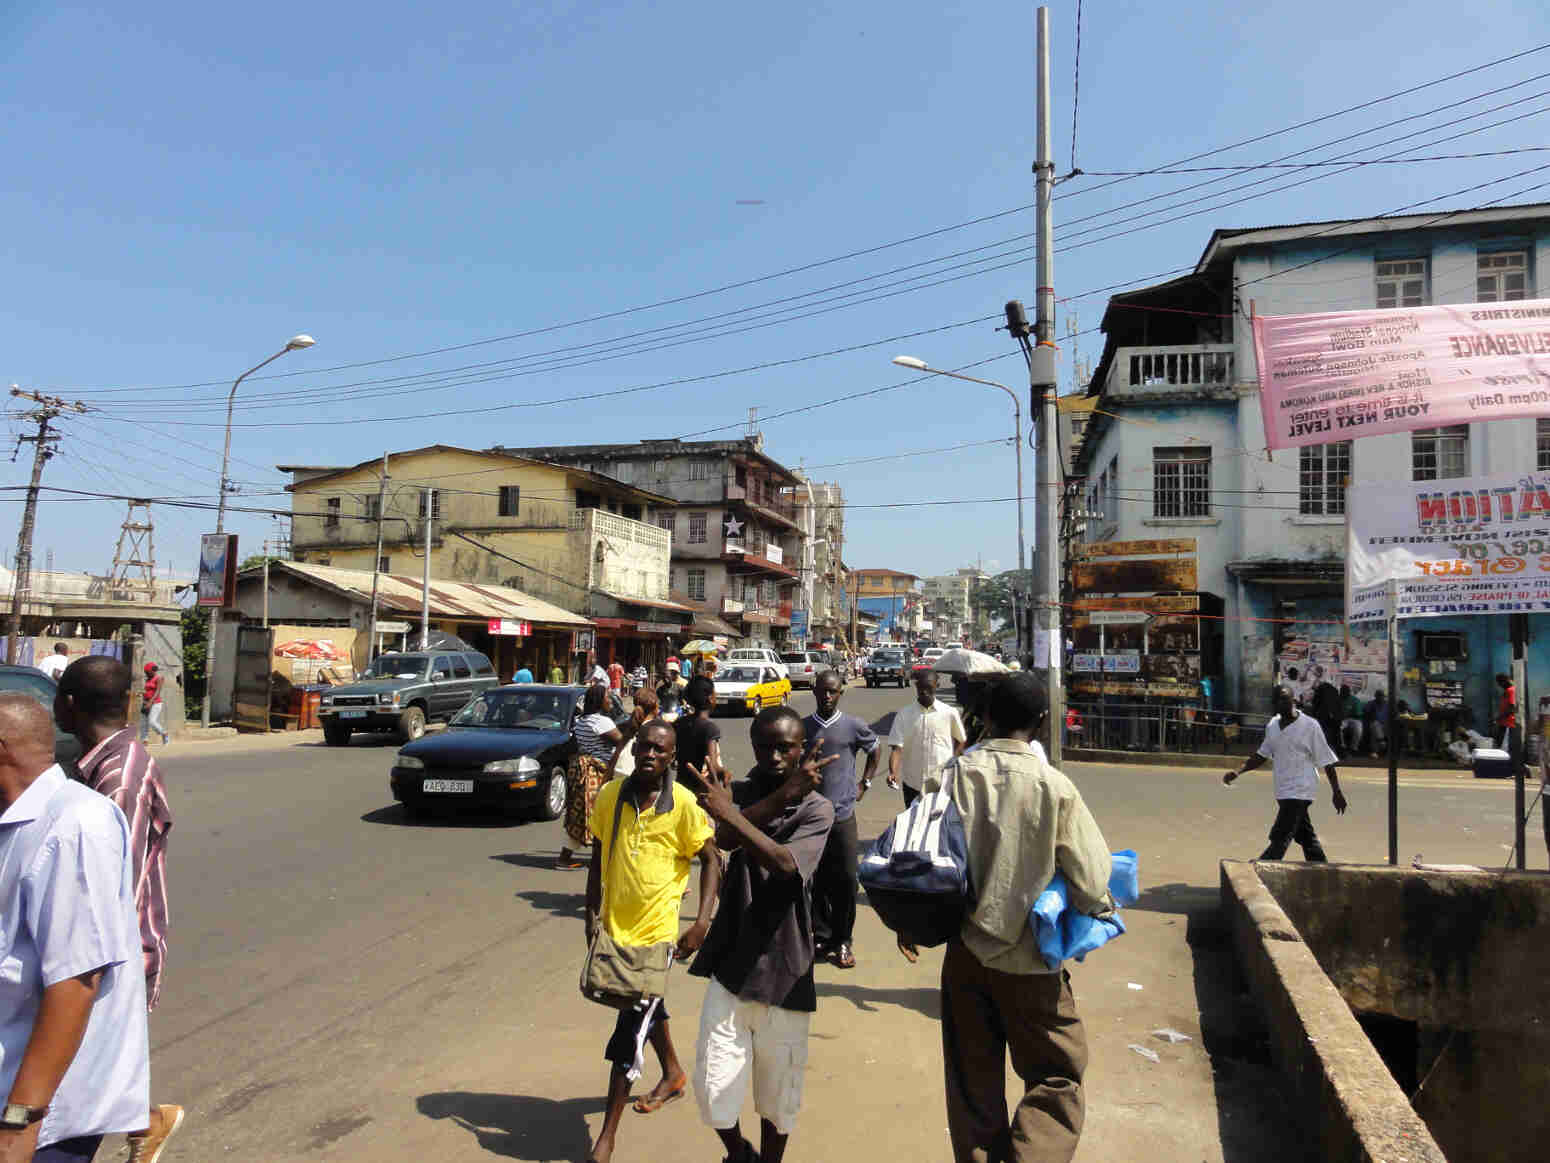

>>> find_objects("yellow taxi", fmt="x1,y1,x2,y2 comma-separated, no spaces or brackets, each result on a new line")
712,662,792,715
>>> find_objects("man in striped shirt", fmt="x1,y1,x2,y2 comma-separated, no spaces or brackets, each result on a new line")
55,656,183,1163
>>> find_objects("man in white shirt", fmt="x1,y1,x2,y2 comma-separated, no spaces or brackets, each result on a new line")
1224,684,1348,861
37,646,69,683
0,694,150,1162
888,672,966,807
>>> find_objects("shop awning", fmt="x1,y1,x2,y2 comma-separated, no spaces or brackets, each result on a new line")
595,590,698,614
691,613,743,639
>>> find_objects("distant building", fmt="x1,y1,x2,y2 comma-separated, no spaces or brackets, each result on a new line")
922,569,985,643
852,568,920,640
794,477,847,647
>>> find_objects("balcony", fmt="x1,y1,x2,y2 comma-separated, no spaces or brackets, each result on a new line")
725,474,800,530
739,600,793,627
722,539,799,579
1102,344,1235,401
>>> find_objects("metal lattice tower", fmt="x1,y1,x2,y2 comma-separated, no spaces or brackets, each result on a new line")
109,501,157,602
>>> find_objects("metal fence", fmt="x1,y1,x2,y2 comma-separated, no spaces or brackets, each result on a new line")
1065,701,1272,755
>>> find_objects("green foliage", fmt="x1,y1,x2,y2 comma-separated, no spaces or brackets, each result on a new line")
972,569,1032,630
239,554,281,572
181,605,208,714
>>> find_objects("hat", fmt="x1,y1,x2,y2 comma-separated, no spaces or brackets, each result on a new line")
1007,659,1022,670
144,662,158,674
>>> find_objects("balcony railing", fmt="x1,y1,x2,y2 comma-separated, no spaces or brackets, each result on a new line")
724,475,799,523
1103,344,1235,398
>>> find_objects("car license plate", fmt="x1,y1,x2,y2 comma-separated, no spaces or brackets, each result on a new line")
340,710,367,719
422,779,474,794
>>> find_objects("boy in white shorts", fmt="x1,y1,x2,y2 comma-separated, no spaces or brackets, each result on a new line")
686,706,835,1163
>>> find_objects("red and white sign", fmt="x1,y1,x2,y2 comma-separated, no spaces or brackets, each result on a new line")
1253,298,1550,450
487,619,532,636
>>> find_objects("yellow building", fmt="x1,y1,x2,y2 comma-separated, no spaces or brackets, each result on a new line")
281,446,691,675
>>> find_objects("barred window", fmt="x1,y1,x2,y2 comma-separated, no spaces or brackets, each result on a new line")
1153,447,1211,518
1376,258,1427,309
686,568,706,601
687,512,707,543
363,495,380,520
689,460,710,481
325,497,340,528
1299,442,1351,515
1412,426,1468,481
1477,251,1529,302
498,486,520,517
657,512,676,541
417,491,441,519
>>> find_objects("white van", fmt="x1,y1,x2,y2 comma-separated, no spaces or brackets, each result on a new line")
727,646,788,679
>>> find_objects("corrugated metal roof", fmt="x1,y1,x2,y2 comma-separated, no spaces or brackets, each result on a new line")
261,560,592,628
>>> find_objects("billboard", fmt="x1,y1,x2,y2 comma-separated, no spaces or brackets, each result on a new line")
1346,469,1550,622
197,533,237,608
1252,298,1550,450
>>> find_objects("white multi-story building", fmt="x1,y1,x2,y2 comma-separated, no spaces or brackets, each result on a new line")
1075,202,1550,713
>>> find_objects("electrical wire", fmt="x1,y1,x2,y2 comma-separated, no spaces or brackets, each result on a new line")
1077,146,1550,174
1070,0,1083,174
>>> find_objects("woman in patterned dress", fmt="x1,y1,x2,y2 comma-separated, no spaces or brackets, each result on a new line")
557,683,625,869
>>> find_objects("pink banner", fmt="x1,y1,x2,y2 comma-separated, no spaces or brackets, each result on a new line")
1252,298,1550,450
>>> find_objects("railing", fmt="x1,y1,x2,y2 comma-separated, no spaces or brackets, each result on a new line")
722,596,744,615
724,475,799,522
1062,701,1270,754
1103,344,1234,398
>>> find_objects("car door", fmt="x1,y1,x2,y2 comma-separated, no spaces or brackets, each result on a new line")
430,655,459,717
464,652,498,694
448,652,478,714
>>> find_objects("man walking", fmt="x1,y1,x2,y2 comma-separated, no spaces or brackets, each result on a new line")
54,657,182,1162
0,694,150,1162
1225,683,1348,861
38,645,69,683
686,708,835,1163
887,671,965,806
901,674,1113,1163
139,664,167,747
1494,672,1519,754
584,721,719,1163
607,658,625,694
513,660,534,684
802,670,879,970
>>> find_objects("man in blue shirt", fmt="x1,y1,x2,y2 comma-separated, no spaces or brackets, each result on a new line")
802,670,879,969
513,660,535,684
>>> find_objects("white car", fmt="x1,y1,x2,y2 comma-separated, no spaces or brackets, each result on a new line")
944,642,964,651
726,646,788,679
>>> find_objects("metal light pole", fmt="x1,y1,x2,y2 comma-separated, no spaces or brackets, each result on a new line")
202,334,315,729
420,488,435,650
892,356,1026,657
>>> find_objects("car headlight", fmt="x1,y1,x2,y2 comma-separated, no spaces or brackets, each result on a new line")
320,694,334,706
396,754,425,770
377,693,394,705
483,756,541,774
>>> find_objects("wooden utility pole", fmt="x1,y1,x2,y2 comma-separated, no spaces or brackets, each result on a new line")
6,388,87,662
367,453,390,661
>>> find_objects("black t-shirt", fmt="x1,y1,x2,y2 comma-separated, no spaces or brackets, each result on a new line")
675,714,722,792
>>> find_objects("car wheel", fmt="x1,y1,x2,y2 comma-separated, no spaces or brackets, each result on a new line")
323,723,352,747
399,705,427,742
538,765,567,821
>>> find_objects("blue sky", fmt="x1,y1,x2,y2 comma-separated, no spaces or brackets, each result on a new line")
4,0,1548,581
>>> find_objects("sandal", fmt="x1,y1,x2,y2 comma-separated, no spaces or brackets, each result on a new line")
555,853,586,870
632,1075,687,1113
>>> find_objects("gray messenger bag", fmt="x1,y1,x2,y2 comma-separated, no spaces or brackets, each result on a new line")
579,781,676,1009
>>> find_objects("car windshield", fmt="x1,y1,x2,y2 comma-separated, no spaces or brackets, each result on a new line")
780,653,807,663
718,667,762,683
0,671,58,706
451,689,572,730
875,652,904,662
360,654,430,680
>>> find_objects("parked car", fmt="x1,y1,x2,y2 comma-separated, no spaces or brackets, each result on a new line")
726,646,789,679
0,664,82,769
388,684,628,819
864,650,909,688
779,651,829,689
320,650,499,744
712,664,792,715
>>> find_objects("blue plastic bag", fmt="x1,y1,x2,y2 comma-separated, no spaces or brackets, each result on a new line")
1030,849,1139,971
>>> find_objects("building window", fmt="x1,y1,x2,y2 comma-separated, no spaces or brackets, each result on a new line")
686,568,706,601
417,491,441,519
1299,442,1351,515
621,503,642,521
688,511,707,543
377,556,391,573
657,512,676,541
363,495,380,520
1477,251,1529,302
325,497,340,528
1376,258,1427,309
652,459,667,479
575,489,600,511
1153,447,1211,518
689,460,709,481
613,461,633,483
1412,426,1469,481
498,485,520,517
1539,419,1550,471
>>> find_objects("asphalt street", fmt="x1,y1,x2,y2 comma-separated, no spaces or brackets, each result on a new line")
138,682,1543,1161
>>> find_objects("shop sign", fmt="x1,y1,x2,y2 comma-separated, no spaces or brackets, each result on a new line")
487,619,532,636
575,630,595,652
635,620,681,634
1088,610,1150,626
376,620,410,634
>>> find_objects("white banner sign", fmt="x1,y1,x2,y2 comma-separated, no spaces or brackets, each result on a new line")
1253,298,1550,450
1346,469,1550,622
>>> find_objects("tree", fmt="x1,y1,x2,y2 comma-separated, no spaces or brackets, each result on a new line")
181,605,208,714
239,553,281,572
972,570,1032,631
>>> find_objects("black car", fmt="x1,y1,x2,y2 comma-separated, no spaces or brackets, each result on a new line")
320,650,499,745
388,684,629,819
0,664,83,769
863,650,909,688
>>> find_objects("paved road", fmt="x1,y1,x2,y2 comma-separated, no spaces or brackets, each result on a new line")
138,683,1542,1161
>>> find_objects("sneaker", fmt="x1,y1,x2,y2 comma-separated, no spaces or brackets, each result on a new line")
127,1104,185,1163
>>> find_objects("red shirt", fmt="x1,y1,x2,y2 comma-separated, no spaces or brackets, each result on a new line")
1499,683,1518,729
144,674,163,705
607,662,624,691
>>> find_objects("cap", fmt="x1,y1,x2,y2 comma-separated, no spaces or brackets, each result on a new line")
144,662,158,674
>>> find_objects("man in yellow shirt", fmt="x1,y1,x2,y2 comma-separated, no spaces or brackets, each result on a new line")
585,720,719,1163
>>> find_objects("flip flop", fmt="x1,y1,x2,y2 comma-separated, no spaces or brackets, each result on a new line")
555,854,586,870
632,1076,688,1114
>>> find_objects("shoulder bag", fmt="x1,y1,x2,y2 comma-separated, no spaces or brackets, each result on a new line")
579,784,676,1009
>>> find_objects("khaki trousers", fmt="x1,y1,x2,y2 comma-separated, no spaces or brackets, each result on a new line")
940,940,1087,1163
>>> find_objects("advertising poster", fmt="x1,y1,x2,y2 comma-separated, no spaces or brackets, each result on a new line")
1346,469,1550,622
1253,298,1550,450
197,533,237,608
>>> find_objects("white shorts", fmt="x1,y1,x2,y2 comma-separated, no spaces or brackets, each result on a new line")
693,978,811,1135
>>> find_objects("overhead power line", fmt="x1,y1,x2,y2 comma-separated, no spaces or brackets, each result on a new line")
1078,145,1550,175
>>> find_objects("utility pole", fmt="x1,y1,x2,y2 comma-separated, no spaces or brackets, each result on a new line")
367,453,391,661
261,540,271,628
1030,4,1064,763
6,388,87,663
420,488,435,650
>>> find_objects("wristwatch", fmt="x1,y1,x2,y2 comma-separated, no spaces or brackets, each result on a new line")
0,1103,48,1130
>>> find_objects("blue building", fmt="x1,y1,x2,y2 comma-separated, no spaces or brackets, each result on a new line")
1075,202,1550,727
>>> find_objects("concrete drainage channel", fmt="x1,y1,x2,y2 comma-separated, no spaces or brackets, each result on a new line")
1221,860,1548,1162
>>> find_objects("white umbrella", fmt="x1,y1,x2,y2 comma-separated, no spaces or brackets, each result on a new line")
932,648,1009,677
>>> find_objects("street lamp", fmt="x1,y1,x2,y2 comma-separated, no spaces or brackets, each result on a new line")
203,333,316,729
892,355,1026,656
